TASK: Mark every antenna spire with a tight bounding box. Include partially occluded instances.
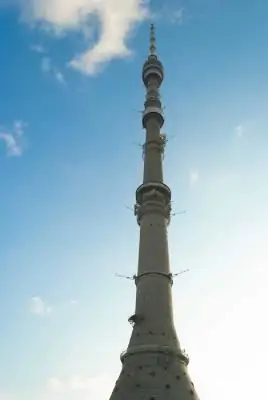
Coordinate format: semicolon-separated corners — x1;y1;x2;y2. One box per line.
149;23;157;57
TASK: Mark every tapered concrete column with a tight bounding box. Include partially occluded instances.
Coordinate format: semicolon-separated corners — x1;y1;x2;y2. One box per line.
109;25;200;400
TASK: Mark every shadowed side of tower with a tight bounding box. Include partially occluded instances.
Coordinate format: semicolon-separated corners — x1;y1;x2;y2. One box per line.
109;25;200;400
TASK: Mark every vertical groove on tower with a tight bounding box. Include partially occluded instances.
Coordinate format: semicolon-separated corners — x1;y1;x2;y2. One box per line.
109;25;200;400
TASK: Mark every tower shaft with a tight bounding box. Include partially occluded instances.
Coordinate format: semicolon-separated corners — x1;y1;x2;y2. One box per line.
109;25;199;400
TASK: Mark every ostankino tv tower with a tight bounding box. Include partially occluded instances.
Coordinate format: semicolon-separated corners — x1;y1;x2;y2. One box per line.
109;25;200;400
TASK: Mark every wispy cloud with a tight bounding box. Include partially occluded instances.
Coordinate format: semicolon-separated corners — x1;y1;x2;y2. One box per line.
30;296;52;316
189;170;200;188
0;120;27;157
54;70;66;84
29;297;80;317
152;5;186;25
30;44;46;53
171;7;185;25
41;56;52;73
21;0;149;75
31;44;66;83
234;124;244;138
41;56;66;84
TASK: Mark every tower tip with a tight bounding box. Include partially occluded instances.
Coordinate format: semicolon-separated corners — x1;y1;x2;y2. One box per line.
149;23;157;57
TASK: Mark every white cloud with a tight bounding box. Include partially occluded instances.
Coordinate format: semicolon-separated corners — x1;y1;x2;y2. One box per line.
29;297;80;317
30;44;46;53
152;5;185;25
41;56;52;72
234;124;244;138
171;7;185;24
22;0;150;75
0;120;27;157
13;120;26;136
189;170;200;187
0;133;21;156
33;46;65;83
30;296;52;316
47;378;63;391
41;56;66;84
54;70;66;84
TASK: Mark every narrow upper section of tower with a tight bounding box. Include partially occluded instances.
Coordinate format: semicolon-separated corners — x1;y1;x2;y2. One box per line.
142;24;164;88
149;23;157;57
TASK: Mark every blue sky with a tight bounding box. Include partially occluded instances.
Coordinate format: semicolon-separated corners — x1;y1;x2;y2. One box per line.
0;0;267;399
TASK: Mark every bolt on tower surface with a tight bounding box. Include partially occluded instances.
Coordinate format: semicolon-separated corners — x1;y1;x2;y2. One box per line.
109;25;200;400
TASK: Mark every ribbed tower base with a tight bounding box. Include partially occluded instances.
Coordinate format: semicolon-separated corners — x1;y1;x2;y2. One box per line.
110;347;199;400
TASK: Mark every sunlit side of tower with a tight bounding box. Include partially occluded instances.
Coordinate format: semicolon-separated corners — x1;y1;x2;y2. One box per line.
109;25;200;400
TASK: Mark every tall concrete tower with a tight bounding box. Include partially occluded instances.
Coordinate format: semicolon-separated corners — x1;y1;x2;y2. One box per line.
109;25;199;400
